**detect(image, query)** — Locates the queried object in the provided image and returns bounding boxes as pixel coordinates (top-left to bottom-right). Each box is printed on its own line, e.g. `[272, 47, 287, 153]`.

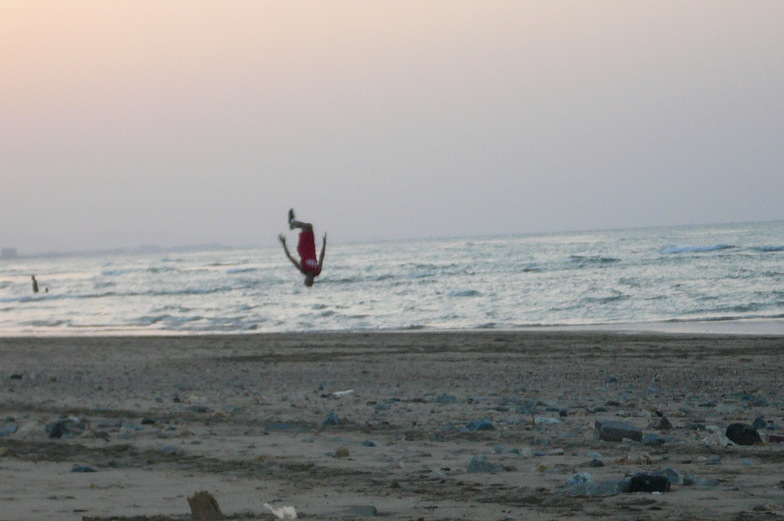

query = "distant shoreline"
[1, 318, 782, 338]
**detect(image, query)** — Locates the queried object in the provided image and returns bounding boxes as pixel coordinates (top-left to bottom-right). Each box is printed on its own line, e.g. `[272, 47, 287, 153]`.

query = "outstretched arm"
[278, 234, 302, 272]
[318, 232, 327, 270]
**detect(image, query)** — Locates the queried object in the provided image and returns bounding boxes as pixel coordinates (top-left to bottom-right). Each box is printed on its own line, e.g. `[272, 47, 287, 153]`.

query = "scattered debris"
[264, 502, 298, 519]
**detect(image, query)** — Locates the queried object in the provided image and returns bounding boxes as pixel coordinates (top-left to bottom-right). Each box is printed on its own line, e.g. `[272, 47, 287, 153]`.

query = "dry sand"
[0, 331, 782, 521]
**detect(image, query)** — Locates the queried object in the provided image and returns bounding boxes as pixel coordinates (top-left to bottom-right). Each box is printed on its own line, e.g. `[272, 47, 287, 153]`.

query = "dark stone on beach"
[71, 465, 97, 473]
[752, 417, 767, 430]
[580, 458, 605, 468]
[97, 419, 123, 429]
[467, 455, 504, 473]
[141, 417, 157, 425]
[628, 473, 671, 493]
[642, 433, 669, 446]
[594, 420, 642, 442]
[466, 418, 495, 431]
[107, 458, 128, 468]
[9, 374, 23, 380]
[654, 467, 684, 486]
[186, 405, 209, 413]
[654, 416, 673, 430]
[436, 394, 458, 404]
[726, 423, 762, 446]
[0, 423, 17, 437]
[47, 417, 86, 439]
[323, 413, 343, 426]
[739, 394, 770, 407]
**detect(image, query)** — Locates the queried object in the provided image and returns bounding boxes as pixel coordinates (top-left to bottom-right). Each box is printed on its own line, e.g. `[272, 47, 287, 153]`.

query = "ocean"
[1, 221, 782, 336]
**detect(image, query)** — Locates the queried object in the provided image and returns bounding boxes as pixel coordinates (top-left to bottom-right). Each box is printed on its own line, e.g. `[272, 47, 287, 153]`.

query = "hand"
[278, 233, 286, 244]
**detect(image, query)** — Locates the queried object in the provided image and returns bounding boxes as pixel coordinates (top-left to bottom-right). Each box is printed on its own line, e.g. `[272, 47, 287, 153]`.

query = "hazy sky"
[2, 1, 782, 253]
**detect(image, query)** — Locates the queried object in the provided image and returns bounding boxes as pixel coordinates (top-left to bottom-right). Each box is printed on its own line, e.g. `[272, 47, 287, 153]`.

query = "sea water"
[1, 221, 782, 335]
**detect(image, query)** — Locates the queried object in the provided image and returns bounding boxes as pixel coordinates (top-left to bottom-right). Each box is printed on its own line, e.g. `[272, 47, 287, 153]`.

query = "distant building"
[1, 248, 18, 259]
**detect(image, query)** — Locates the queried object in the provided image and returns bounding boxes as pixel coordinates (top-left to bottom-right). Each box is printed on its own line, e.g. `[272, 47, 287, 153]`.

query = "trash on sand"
[187, 491, 223, 521]
[264, 502, 298, 519]
[333, 389, 354, 397]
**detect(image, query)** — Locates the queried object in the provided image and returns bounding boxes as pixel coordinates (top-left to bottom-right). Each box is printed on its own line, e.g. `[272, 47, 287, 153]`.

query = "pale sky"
[2, 1, 782, 254]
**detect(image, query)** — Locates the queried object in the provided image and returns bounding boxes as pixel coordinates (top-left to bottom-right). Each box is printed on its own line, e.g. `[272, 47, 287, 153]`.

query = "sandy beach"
[0, 331, 782, 521]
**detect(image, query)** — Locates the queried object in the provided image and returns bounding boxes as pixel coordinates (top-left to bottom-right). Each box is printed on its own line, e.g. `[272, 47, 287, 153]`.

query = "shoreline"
[1, 331, 782, 520]
[1, 317, 783, 338]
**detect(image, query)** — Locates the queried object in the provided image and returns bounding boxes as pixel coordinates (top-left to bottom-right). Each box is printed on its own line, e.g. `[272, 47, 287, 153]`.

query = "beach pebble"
[649, 416, 673, 430]
[701, 430, 734, 447]
[627, 473, 671, 493]
[0, 447, 15, 457]
[581, 458, 605, 468]
[465, 418, 495, 431]
[436, 394, 458, 404]
[71, 465, 97, 473]
[726, 423, 762, 445]
[642, 433, 676, 446]
[0, 423, 18, 437]
[466, 455, 504, 473]
[654, 467, 684, 486]
[334, 447, 350, 458]
[594, 420, 643, 442]
[562, 472, 623, 496]
[323, 413, 343, 426]
[47, 417, 86, 439]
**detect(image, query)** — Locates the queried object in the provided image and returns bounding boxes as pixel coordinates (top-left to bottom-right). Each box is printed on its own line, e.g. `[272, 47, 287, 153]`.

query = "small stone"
[335, 447, 350, 458]
[323, 413, 343, 426]
[0, 423, 18, 437]
[580, 458, 604, 468]
[628, 473, 671, 493]
[436, 394, 458, 404]
[594, 420, 643, 442]
[465, 418, 495, 431]
[467, 455, 503, 473]
[654, 467, 683, 486]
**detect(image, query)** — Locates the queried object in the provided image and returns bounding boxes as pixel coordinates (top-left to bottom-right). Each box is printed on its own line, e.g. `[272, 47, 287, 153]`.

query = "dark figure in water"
[31, 275, 39, 293]
[278, 209, 327, 287]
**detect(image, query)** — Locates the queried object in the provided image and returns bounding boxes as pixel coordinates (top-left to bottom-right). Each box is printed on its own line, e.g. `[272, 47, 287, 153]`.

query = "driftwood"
[187, 491, 224, 521]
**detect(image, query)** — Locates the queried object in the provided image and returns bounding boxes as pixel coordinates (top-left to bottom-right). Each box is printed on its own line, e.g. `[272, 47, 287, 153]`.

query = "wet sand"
[0, 331, 782, 520]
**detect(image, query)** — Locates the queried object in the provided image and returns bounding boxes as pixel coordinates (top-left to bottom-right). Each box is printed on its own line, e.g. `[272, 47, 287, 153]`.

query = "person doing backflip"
[278, 209, 326, 287]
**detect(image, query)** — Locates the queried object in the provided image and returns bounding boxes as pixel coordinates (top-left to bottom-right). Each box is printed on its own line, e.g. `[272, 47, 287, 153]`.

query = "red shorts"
[297, 230, 321, 275]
